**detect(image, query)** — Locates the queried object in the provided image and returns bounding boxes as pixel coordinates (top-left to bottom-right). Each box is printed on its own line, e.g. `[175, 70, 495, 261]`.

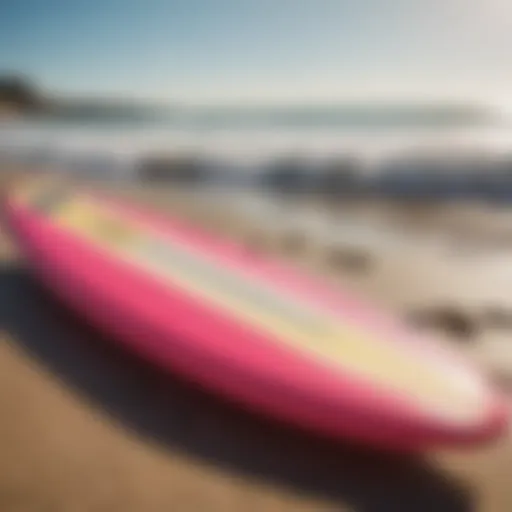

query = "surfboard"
[3, 177, 509, 450]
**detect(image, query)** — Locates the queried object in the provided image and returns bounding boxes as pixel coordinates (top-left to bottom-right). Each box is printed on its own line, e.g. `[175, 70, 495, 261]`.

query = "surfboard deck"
[3, 177, 509, 450]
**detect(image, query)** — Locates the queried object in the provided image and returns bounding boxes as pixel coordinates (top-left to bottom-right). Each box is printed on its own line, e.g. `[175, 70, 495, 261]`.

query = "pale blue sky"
[1, 0, 511, 105]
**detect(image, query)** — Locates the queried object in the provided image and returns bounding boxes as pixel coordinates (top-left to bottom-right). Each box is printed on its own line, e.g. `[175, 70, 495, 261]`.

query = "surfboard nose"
[433, 394, 510, 449]
[472, 396, 510, 444]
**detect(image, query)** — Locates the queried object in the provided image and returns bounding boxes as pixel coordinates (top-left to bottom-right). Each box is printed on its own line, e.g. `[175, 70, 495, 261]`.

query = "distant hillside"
[0, 74, 495, 128]
[0, 75, 44, 115]
[0, 75, 167, 120]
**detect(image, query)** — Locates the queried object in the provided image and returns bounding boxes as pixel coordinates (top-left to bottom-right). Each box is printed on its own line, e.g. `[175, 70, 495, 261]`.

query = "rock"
[482, 306, 512, 329]
[471, 334, 512, 390]
[326, 246, 373, 274]
[278, 231, 307, 256]
[406, 306, 479, 340]
[138, 154, 207, 185]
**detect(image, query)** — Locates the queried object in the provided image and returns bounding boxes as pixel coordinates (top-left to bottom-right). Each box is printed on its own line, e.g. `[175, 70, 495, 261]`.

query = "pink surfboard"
[3, 177, 509, 450]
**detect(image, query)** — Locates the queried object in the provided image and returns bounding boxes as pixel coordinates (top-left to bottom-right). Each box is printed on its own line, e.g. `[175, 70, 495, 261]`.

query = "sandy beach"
[0, 172, 511, 511]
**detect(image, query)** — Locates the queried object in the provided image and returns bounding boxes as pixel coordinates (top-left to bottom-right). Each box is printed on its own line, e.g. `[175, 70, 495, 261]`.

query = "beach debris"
[278, 230, 307, 256]
[406, 305, 479, 340]
[326, 246, 372, 274]
[259, 154, 311, 195]
[242, 228, 271, 254]
[138, 153, 207, 184]
[472, 335, 512, 391]
[481, 306, 512, 329]
[313, 155, 362, 199]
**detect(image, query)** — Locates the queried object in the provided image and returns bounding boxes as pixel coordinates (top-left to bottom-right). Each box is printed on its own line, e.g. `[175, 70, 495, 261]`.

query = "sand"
[0, 172, 511, 511]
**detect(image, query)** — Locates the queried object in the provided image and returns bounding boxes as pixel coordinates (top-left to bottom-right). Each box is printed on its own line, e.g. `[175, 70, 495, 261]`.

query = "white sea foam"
[2, 119, 512, 183]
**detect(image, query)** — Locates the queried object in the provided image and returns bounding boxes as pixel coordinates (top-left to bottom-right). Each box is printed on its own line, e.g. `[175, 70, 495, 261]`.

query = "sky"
[1, 0, 512, 106]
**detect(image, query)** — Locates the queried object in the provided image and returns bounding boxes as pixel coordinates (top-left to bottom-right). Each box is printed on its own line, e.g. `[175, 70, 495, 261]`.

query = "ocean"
[1, 104, 512, 183]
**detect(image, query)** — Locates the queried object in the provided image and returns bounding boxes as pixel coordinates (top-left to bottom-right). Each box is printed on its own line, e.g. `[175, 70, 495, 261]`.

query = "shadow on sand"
[0, 264, 472, 511]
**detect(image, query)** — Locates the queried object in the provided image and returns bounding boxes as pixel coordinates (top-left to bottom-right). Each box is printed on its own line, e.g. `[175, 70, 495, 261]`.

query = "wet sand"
[0, 174, 511, 511]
